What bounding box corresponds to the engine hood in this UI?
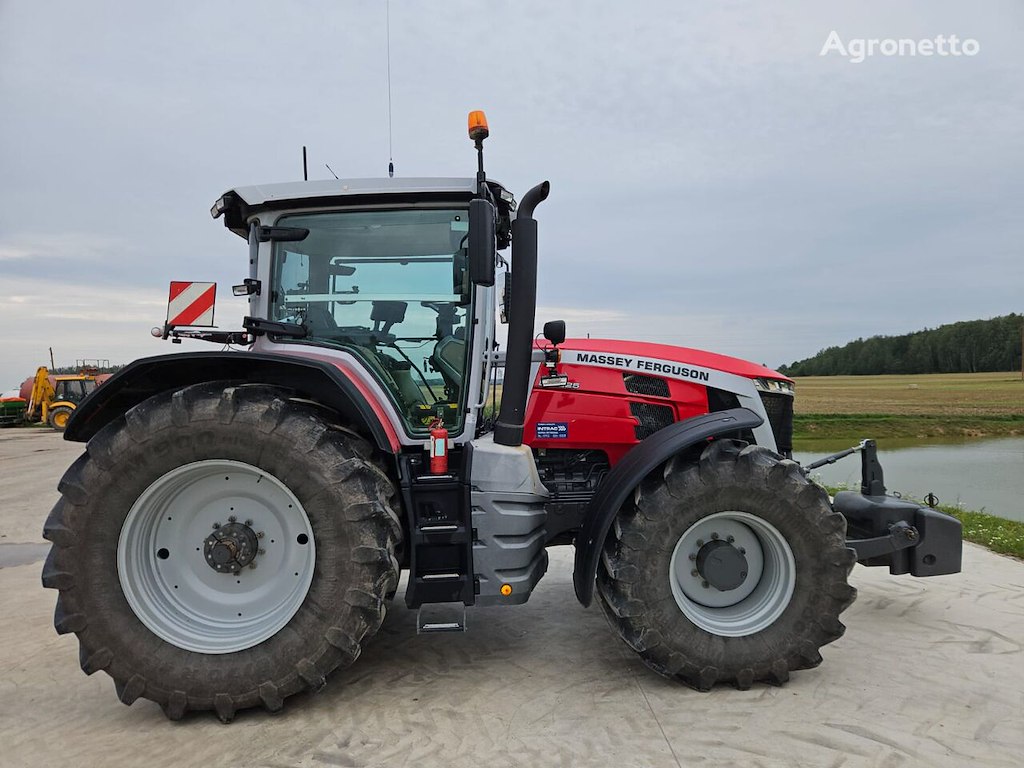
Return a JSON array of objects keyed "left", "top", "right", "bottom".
[{"left": 548, "top": 338, "right": 790, "bottom": 382}]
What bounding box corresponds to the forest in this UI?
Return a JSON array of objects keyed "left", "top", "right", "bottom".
[{"left": 778, "top": 313, "right": 1024, "bottom": 376}]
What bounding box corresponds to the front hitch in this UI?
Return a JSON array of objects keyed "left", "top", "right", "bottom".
[{"left": 806, "top": 440, "right": 963, "bottom": 577}]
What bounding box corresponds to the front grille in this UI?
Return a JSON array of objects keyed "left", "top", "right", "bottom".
[
  {"left": 630, "top": 401, "right": 675, "bottom": 440},
  {"left": 759, "top": 392, "right": 794, "bottom": 457},
  {"left": 623, "top": 373, "right": 670, "bottom": 398}
]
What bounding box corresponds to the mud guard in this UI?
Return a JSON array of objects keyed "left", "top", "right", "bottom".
[
  {"left": 63, "top": 351, "right": 397, "bottom": 453},
  {"left": 573, "top": 407, "right": 764, "bottom": 606}
]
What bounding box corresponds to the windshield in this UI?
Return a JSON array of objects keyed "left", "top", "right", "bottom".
[
  {"left": 270, "top": 208, "right": 472, "bottom": 436},
  {"left": 55, "top": 378, "right": 96, "bottom": 404}
]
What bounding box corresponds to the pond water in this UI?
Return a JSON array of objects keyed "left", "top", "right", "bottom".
[{"left": 793, "top": 436, "right": 1024, "bottom": 522}]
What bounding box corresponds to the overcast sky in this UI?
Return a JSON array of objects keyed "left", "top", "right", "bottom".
[{"left": 2, "top": 0, "right": 1022, "bottom": 384}]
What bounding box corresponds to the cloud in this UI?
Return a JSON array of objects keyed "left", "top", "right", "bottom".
[
  {"left": 0, "top": 246, "right": 33, "bottom": 261},
  {"left": 0, "top": 0, "right": 1021, "bottom": 382},
  {"left": 535, "top": 306, "right": 629, "bottom": 324},
  {"left": 0, "top": 274, "right": 249, "bottom": 380}
]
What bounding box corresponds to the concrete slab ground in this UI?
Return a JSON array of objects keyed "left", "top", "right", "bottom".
[{"left": 1, "top": 430, "right": 1021, "bottom": 768}]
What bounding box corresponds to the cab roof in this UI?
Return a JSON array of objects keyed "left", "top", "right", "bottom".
[{"left": 214, "top": 177, "right": 485, "bottom": 238}]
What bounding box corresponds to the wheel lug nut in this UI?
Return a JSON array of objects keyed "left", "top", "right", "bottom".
[
  {"left": 739, "top": 547, "right": 746, "bottom": 555},
  {"left": 691, "top": 569, "right": 699, "bottom": 577},
  {"left": 688, "top": 553, "right": 696, "bottom": 561},
  {"left": 249, "top": 562, "right": 257, "bottom": 570},
  {"left": 701, "top": 580, "right": 709, "bottom": 588},
  {"left": 228, "top": 515, "right": 237, "bottom": 523},
  {"left": 244, "top": 519, "right": 253, "bottom": 527},
  {"left": 212, "top": 522, "right": 220, "bottom": 529},
  {"left": 696, "top": 539, "right": 704, "bottom": 547},
  {"left": 726, "top": 535, "right": 735, "bottom": 543},
  {"left": 257, "top": 531, "right": 265, "bottom": 539},
  {"left": 711, "top": 532, "right": 719, "bottom": 540},
  {"left": 258, "top": 549, "right": 266, "bottom": 556}
]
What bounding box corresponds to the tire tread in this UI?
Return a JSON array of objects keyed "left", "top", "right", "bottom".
[
  {"left": 41, "top": 383, "right": 402, "bottom": 720},
  {"left": 597, "top": 438, "right": 856, "bottom": 690}
]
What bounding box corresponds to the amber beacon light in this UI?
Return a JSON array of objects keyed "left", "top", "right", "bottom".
[{"left": 468, "top": 110, "right": 489, "bottom": 141}]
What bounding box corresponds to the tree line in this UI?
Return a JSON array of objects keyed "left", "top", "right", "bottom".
[
  {"left": 49, "top": 364, "right": 124, "bottom": 375},
  {"left": 778, "top": 314, "right": 1024, "bottom": 376}
]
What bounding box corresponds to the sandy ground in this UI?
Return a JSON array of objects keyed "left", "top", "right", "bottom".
[{"left": 1, "top": 430, "right": 1022, "bottom": 768}]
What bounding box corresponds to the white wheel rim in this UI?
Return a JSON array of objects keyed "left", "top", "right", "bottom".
[
  {"left": 117, "top": 460, "right": 316, "bottom": 654},
  {"left": 669, "top": 511, "right": 796, "bottom": 637}
]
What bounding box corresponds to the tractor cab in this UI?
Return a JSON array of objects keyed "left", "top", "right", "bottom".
[
  {"left": 212, "top": 177, "right": 515, "bottom": 442},
  {"left": 52, "top": 376, "right": 97, "bottom": 405}
]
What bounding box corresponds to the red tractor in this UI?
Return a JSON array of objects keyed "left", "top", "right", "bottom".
[{"left": 44, "top": 112, "right": 961, "bottom": 721}]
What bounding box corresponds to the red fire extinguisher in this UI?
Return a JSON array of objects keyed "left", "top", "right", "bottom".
[{"left": 429, "top": 418, "right": 448, "bottom": 475}]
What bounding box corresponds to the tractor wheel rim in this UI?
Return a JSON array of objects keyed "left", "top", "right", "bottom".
[
  {"left": 53, "top": 411, "right": 69, "bottom": 428},
  {"left": 669, "top": 511, "right": 796, "bottom": 637},
  {"left": 117, "top": 460, "right": 316, "bottom": 654}
]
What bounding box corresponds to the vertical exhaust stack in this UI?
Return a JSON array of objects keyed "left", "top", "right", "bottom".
[{"left": 494, "top": 180, "right": 550, "bottom": 447}]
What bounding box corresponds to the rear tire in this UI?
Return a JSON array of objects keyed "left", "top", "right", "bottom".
[
  {"left": 597, "top": 439, "right": 856, "bottom": 690},
  {"left": 48, "top": 405, "right": 73, "bottom": 431},
  {"left": 42, "top": 383, "right": 402, "bottom": 721}
]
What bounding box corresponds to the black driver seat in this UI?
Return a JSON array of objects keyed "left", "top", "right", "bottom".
[{"left": 432, "top": 331, "right": 466, "bottom": 397}]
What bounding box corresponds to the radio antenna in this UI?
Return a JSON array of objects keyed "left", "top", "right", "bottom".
[
  {"left": 325, "top": 163, "right": 339, "bottom": 180},
  {"left": 386, "top": 0, "right": 394, "bottom": 177}
]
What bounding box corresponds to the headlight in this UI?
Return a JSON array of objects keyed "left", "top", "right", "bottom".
[{"left": 754, "top": 378, "right": 794, "bottom": 395}]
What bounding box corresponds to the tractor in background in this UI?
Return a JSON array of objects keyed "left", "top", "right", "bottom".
[{"left": 12, "top": 363, "right": 107, "bottom": 430}]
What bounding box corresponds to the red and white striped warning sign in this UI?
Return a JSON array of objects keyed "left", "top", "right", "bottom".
[{"left": 166, "top": 281, "right": 216, "bottom": 326}]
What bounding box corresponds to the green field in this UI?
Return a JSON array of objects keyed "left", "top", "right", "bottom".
[{"left": 792, "top": 372, "right": 1024, "bottom": 440}]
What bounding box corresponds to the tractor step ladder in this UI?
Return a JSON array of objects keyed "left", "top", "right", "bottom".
[
  {"left": 416, "top": 601, "right": 467, "bottom": 633},
  {"left": 401, "top": 465, "right": 477, "bottom": 613}
]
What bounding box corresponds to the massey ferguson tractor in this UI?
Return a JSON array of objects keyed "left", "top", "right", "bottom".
[{"left": 43, "top": 112, "right": 962, "bottom": 722}]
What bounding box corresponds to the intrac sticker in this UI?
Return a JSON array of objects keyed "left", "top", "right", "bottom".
[{"left": 536, "top": 422, "right": 569, "bottom": 439}]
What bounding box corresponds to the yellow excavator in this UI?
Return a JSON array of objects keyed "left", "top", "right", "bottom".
[{"left": 23, "top": 366, "right": 102, "bottom": 431}]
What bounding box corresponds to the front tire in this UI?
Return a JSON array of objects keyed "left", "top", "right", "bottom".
[
  {"left": 48, "top": 405, "right": 73, "bottom": 431},
  {"left": 42, "top": 384, "right": 402, "bottom": 721},
  {"left": 597, "top": 439, "right": 857, "bottom": 690}
]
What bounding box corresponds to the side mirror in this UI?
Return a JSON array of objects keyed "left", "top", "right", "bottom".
[
  {"left": 543, "top": 320, "right": 566, "bottom": 346},
  {"left": 468, "top": 198, "right": 496, "bottom": 286}
]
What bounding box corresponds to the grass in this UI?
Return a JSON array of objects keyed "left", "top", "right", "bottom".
[
  {"left": 823, "top": 484, "right": 1024, "bottom": 560},
  {"left": 794, "top": 413, "right": 1024, "bottom": 441},
  {"left": 952, "top": 508, "right": 1024, "bottom": 560},
  {"left": 792, "top": 372, "right": 1024, "bottom": 440}
]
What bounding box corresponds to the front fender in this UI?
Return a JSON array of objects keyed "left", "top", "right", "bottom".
[
  {"left": 64, "top": 351, "right": 398, "bottom": 453},
  {"left": 573, "top": 407, "right": 764, "bottom": 606}
]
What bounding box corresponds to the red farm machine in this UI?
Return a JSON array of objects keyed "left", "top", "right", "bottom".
[{"left": 43, "top": 112, "right": 962, "bottom": 721}]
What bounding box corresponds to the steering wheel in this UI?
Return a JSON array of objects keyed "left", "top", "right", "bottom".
[{"left": 420, "top": 301, "right": 455, "bottom": 312}]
